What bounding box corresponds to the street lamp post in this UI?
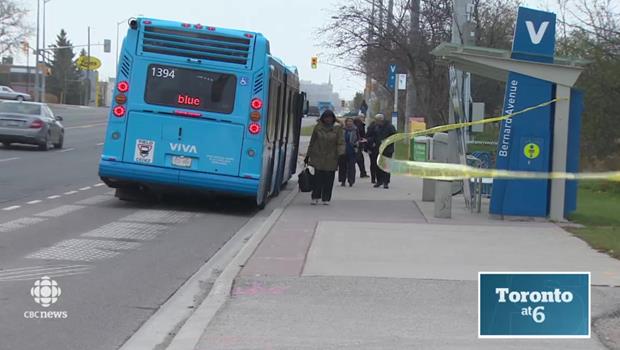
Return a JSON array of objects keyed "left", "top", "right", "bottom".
[
  {"left": 35, "top": 0, "right": 40, "bottom": 102},
  {"left": 41, "top": 0, "right": 52, "bottom": 103}
]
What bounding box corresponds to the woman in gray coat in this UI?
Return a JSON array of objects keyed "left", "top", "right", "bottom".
[{"left": 305, "top": 110, "right": 345, "bottom": 205}]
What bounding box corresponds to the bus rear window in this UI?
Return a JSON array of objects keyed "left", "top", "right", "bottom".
[{"left": 144, "top": 64, "right": 236, "bottom": 114}]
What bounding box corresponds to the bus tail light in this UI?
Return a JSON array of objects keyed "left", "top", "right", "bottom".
[
  {"left": 113, "top": 105, "right": 126, "bottom": 117},
  {"left": 250, "top": 112, "right": 261, "bottom": 122},
  {"left": 117, "top": 81, "right": 129, "bottom": 93},
  {"left": 248, "top": 123, "right": 261, "bottom": 135},
  {"left": 30, "top": 119, "right": 44, "bottom": 128},
  {"left": 251, "top": 98, "right": 263, "bottom": 110}
]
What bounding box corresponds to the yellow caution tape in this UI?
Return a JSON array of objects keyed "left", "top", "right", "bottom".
[{"left": 377, "top": 98, "right": 620, "bottom": 182}]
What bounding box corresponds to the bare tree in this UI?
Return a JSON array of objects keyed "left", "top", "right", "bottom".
[
  {"left": 556, "top": 0, "right": 620, "bottom": 164},
  {"left": 319, "top": 0, "right": 452, "bottom": 128},
  {"left": 0, "top": 0, "right": 32, "bottom": 56}
]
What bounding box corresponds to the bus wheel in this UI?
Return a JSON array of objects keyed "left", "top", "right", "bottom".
[{"left": 256, "top": 187, "right": 268, "bottom": 210}]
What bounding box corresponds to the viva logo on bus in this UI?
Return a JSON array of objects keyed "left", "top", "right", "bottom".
[{"left": 170, "top": 143, "right": 198, "bottom": 154}]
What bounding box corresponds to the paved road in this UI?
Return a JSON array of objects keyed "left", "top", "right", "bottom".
[{"left": 0, "top": 105, "right": 288, "bottom": 350}]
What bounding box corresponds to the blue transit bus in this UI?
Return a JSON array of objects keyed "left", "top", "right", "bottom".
[{"left": 99, "top": 18, "right": 305, "bottom": 207}]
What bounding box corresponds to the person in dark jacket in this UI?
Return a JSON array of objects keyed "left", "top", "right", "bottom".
[
  {"left": 305, "top": 110, "right": 345, "bottom": 205},
  {"left": 338, "top": 117, "right": 359, "bottom": 187},
  {"left": 367, "top": 114, "right": 396, "bottom": 189},
  {"left": 353, "top": 116, "right": 369, "bottom": 178},
  {"left": 366, "top": 119, "right": 378, "bottom": 183}
]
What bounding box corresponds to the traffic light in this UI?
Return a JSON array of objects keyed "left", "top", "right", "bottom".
[
  {"left": 103, "top": 39, "right": 111, "bottom": 53},
  {"left": 311, "top": 56, "right": 318, "bottom": 69},
  {"left": 341, "top": 100, "right": 346, "bottom": 108}
]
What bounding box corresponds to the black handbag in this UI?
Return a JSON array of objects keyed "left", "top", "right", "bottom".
[{"left": 297, "top": 166, "right": 314, "bottom": 192}]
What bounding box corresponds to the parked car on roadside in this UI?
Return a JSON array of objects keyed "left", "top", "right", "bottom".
[
  {"left": 0, "top": 101, "right": 64, "bottom": 150},
  {"left": 0, "top": 86, "right": 32, "bottom": 101}
]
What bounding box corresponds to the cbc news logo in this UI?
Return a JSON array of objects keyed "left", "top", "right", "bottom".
[
  {"left": 31, "top": 276, "right": 61, "bottom": 307},
  {"left": 24, "top": 276, "right": 68, "bottom": 319}
]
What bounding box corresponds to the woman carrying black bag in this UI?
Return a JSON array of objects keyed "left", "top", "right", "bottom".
[{"left": 304, "top": 110, "right": 345, "bottom": 205}]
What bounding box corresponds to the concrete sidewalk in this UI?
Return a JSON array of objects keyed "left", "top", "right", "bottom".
[{"left": 186, "top": 173, "right": 620, "bottom": 349}]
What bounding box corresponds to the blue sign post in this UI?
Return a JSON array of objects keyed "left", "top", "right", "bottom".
[
  {"left": 388, "top": 64, "right": 397, "bottom": 90},
  {"left": 490, "top": 8, "right": 558, "bottom": 218}
]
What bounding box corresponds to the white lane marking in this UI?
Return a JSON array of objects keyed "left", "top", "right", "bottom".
[
  {"left": 79, "top": 186, "right": 92, "bottom": 191},
  {"left": 65, "top": 122, "right": 107, "bottom": 130},
  {"left": 75, "top": 195, "right": 113, "bottom": 205},
  {"left": 0, "top": 265, "right": 91, "bottom": 281},
  {"left": 0, "top": 217, "right": 47, "bottom": 233},
  {"left": 94, "top": 183, "right": 105, "bottom": 187},
  {"left": 2, "top": 206, "right": 21, "bottom": 211},
  {"left": 96, "top": 142, "right": 104, "bottom": 146},
  {"left": 64, "top": 191, "right": 79, "bottom": 195},
  {"left": 26, "top": 239, "right": 141, "bottom": 262},
  {"left": 82, "top": 222, "right": 168, "bottom": 241},
  {"left": 27, "top": 200, "right": 43, "bottom": 205},
  {"left": 0, "top": 157, "right": 20, "bottom": 163},
  {"left": 47, "top": 195, "right": 61, "bottom": 199},
  {"left": 0, "top": 270, "right": 89, "bottom": 281},
  {"left": 59, "top": 148, "right": 75, "bottom": 153},
  {"left": 35, "top": 205, "right": 84, "bottom": 218},
  {"left": 120, "top": 209, "right": 195, "bottom": 224}
]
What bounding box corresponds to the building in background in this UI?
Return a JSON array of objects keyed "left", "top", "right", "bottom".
[
  {"left": 300, "top": 76, "right": 342, "bottom": 114},
  {"left": 0, "top": 64, "right": 39, "bottom": 97},
  {"left": 0, "top": 63, "right": 104, "bottom": 106}
]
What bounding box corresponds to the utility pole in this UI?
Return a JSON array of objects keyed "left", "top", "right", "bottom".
[
  {"left": 405, "top": 0, "right": 420, "bottom": 125},
  {"left": 41, "top": 0, "right": 51, "bottom": 103},
  {"left": 87, "top": 26, "right": 91, "bottom": 106},
  {"left": 35, "top": 0, "right": 40, "bottom": 102},
  {"left": 364, "top": 0, "right": 376, "bottom": 107}
]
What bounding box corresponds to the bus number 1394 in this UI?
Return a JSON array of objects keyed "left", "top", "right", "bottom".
[{"left": 151, "top": 67, "right": 176, "bottom": 79}]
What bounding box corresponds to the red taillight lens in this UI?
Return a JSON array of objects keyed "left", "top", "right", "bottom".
[
  {"left": 194, "top": 24, "right": 203, "bottom": 29},
  {"left": 249, "top": 122, "right": 261, "bottom": 135},
  {"left": 115, "top": 94, "right": 127, "bottom": 105},
  {"left": 251, "top": 98, "right": 263, "bottom": 110},
  {"left": 182, "top": 23, "right": 191, "bottom": 28},
  {"left": 143, "top": 20, "right": 152, "bottom": 25},
  {"left": 245, "top": 33, "right": 254, "bottom": 38},
  {"left": 117, "top": 81, "right": 129, "bottom": 93},
  {"left": 113, "top": 105, "right": 126, "bottom": 117},
  {"left": 30, "top": 119, "right": 44, "bottom": 128},
  {"left": 207, "top": 26, "right": 216, "bottom": 31}
]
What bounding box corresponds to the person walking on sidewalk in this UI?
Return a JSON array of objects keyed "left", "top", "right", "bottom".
[
  {"left": 367, "top": 114, "right": 396, "bottom": 189},
  {"left": 366, "top": 117, "right": 378, "bottom": 184},
  {"left": 338, "top": 117, "right": 359, "bottom": 187},
  {"left": 305, "top": 110, "right": 345, "bottom": 205},
  {"left": 353, "top": 115, "right": 369, "bottom": 178}
]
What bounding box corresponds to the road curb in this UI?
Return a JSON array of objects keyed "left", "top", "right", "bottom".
[
  {"left": 118, "top": 188, "right": 298, "bottom": 350},
  {"left": 164, "top": 188, "right": 298, "bottom": 350}
]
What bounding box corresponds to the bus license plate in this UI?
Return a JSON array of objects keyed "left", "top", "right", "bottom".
[{"left": 172, "top": 156, "right": 192, "bottom": 168}]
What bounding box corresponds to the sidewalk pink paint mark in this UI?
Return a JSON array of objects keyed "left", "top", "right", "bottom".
[{"left": 231, "top": 282, "right": 289, "bottom": 296}]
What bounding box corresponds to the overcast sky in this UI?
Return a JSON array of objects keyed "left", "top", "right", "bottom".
[{"left": 14, "top": 0, "right": 566, "bottom": 100}]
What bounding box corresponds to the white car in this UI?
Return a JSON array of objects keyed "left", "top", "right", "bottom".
[{"left": 0, "top": 86, "right": 32, "bottom": 101}]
